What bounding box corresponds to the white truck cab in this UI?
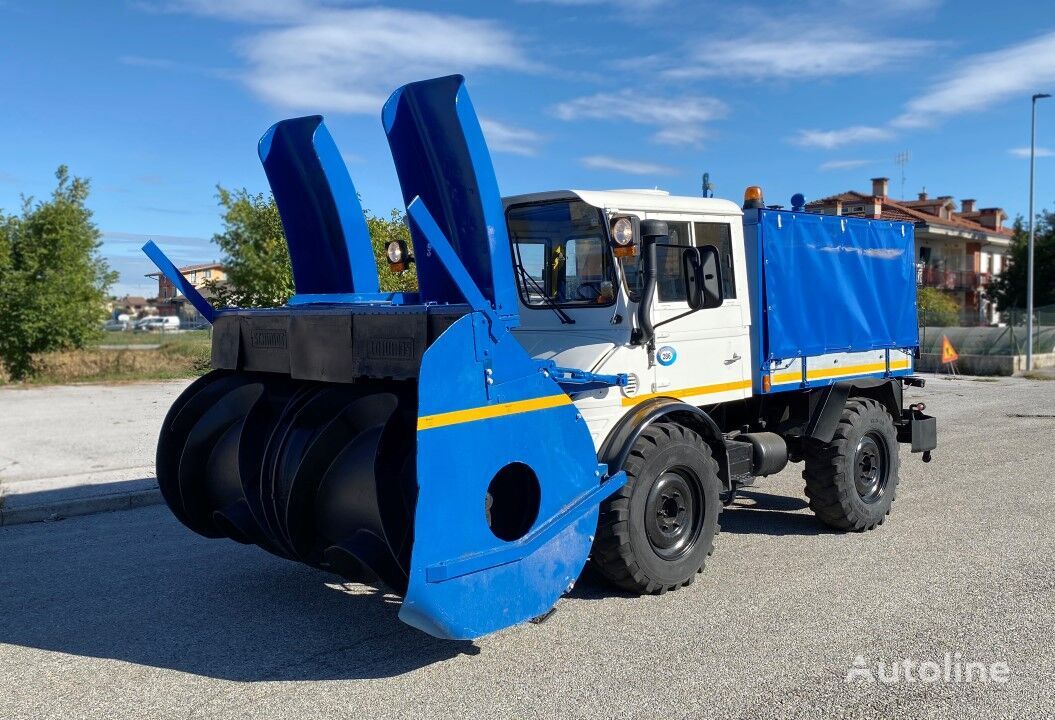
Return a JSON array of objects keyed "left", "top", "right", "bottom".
[{"left": 504, "top": 189, "right": 751, "bottom": 449}]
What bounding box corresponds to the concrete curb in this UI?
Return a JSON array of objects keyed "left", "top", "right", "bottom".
[{"left": 0, "top": 481, "right": 163, "bottom": 527}]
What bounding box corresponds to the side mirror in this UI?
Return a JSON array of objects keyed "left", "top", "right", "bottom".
[{"left": 683, "top": 245, "right": 724, "bottom": 310}]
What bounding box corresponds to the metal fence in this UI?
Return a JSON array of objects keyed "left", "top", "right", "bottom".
[{"left": 920, "top": 303, "right": 1055, "bottom": 356}]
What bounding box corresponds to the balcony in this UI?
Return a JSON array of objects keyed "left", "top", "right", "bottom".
[{"left": 917, "top": 266, "right": 992, "bottom": 290}]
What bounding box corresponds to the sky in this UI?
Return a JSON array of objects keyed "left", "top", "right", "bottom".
[{"left": 2, "top": 0, "right": 1055, "bottom": 296}]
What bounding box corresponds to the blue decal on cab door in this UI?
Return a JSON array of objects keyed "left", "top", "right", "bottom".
[{"left": 657, "top": 346, "right": 677, "bottom": 366}]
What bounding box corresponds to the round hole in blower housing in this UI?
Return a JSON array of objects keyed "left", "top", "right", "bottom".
[{"left": 485, "top": 462, "right": 541, "bottom": 542}]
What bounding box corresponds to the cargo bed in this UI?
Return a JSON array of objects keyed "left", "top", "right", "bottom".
[{"left": 743, "top": 208, "right": 919, "bottom": 393}]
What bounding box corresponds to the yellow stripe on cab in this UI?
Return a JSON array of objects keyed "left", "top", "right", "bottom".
[{"left": 622, "top": 378, "right": 752, "bottom": 407}]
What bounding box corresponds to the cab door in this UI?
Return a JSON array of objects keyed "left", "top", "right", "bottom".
[{"left": 647, "top": 216, "right": 751, "bottom": 406}]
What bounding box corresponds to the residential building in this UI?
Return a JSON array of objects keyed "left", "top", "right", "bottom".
[
  {"left": 807, "top": 178, "right": 1013, "bottom": 325},
  {"left": 109, "top": 295, "right": 151, "bottom": 317},
  {"left": 146, "top": 261, "right": 227, "bottom": 320}
]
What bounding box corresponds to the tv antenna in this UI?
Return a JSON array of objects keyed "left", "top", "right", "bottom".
[{"left": 894, "top": 151, "right": 910, "bottom": 199}]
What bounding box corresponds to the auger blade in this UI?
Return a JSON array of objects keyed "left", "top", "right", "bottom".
[
  {"left": 282, "top": 392, "right": 399, "bottom": 564},
  {"left": 157, "top": 372, "right": 250, "bottom": 529},
  {"left": 316, "top": 422, "right": 408, "bottom": 591},
  {"left": 258, "top": 385, "right": 319, "bottom": 557},
  {"left": 234, "top": 378, "right": 297, "bottom": 558},
  {"left": 176, "top": 381, "right": 264, "bottom": 537}
]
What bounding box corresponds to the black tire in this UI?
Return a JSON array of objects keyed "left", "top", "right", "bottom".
[
  {"left": 802, "top": 397, "right": 900, "bottom": 531},
  {"left": 593, "top": 422, "right": 722, "bottom": 593}
]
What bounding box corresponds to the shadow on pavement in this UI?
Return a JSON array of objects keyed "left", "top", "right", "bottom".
[
  {"left": 720, "top": 490, "right": 830, "bottom": 536},
  {"left": 0, "top": 506, "right": 476, "bottom": 681},
  {"left": 566, "top": 489, "right": 825, "bottom": 603},
  {"left": 0, "top": 490, "right": 825, "bottom": 679}
]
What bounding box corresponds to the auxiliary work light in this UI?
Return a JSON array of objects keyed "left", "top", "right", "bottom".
[{"left": 386, "top": 240, "right": 412, "bottom": 272}]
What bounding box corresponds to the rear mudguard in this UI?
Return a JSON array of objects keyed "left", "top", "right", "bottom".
[{"left": 402, "top": 312, "right": 625, "bottom": 639}]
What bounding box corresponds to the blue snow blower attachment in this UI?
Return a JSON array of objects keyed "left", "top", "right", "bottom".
[{"left": 147, "top": 75, "right": 624, "bottom": 640}]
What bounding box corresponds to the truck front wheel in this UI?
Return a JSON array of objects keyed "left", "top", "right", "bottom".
[
  {"left": 801, "top": 398, "right": 900, "bottom": 531},
  {"left": 593, "top": 422, "right": 721, "bottom": 593}
]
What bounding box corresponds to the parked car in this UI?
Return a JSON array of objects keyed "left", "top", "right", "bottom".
[
  {"left": 135, "top": 316, "right": 180, "bottom": 332},
  {"left": 103, "top": 318, "right": 134, "bottom": 331}
]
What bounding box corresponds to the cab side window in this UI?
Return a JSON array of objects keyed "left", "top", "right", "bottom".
[
  {"left": 656, "top": 221, "right": 692, "bottom": 302},
  {"left": 693, "top": 222, "right": 737, "bottom": 299}
]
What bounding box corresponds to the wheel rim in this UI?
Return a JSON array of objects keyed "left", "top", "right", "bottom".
[
  {"left": 644, "top": 468, "right": 703, "bottom": 560},
  {"left": 854, "top": 432, "right": 889, "bottom": 504}
]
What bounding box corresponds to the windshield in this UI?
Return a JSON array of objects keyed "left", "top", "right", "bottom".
[{"left": 507, "top": 200, "right": 616, "bottom": 307}]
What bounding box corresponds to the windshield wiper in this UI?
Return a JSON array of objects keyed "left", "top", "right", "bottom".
[{"left": 515, "top": 263, "right": 575, "bottom": 324}]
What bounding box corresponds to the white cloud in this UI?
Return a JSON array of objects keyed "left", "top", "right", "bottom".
[
  {"left": 480, "top": 119, "right": 543, "bottom": 156},
  {"left": 553, "top": 90, "right": 726, "bottom": 146},
  {"left": 1009, "top": 146, "right": 1054, "bottom": 158},
  {"left": 666, "top": 26, "right": 933, "bottom": 80},
  {"left": 794, "top": 32, "right": 1055, "bottom": 153},
  {"left": 153, "top": 3, "right": 534, "bottom": 114},
  {"left": 819, "top": 159, "right": 872, "bottom": 171},
  {"left": 580, "top": 155, "right": 675, "bottom": 175},
  {"left": 894, "top": 32, "right": 1055, "bottom": 128},
  {"left": 792, "top": 126, "right": 893, "bottom": 149},
  {"left": 241, "top": 8, "right": 534, "bottom": 114}
]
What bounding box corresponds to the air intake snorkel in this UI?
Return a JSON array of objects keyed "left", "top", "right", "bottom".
[{"left": 633, "top": 219, "right": 668, "bottom": 348}]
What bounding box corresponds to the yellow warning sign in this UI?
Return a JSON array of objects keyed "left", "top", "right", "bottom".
[{"left": 941, "top": 335, "right": 959, "bottom": 364}]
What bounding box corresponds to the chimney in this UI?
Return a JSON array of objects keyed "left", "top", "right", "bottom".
[
  {"left": 871, "top": 177, "right": 889, "bottom": 198},
  {"left": 961, "top": 198, "right": 976, "bottom": 213},
  {"left": 918, "top": 191, "right": 928, "bottom": 201},
  {"left": 978, "top": 208, "right": 1005, "bottom": 231}
]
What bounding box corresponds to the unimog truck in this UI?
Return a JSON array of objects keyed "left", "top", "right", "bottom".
[{"left": 145, "top": 74, "right": 937, "bottom": 640}]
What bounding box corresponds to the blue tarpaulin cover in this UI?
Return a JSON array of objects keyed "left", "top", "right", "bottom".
[{"left": 757, "top": 209, "right": 919, "bottom": 360}]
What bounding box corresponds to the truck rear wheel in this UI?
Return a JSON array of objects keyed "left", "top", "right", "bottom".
[
  {"left": 802, "top": 398, "right": 899, "bottom": 531},
  {"left": 593, "top": 422, "right": 721, "bottom": 593}
]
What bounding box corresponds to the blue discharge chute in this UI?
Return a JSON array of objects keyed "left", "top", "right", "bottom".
[
  {"left": 383, "top": 75, "right": 520, "bottom": 326},
  {"left": 757, "top": 210, "right": 919, "bottom": 360},
  {"left": 258, "top": 115, "right": 380, "bottom": 296}
]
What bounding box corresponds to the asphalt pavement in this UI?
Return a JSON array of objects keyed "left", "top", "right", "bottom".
[
  {"left": 0, "top": 380, "right": 189, "bottom": 488},
  {"left": 0, "top": 374, "right": 1052, "bottom": 719}
]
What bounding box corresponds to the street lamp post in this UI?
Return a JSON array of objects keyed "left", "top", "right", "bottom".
[{"left": 1028, "top": 93, "right": 1050, "bottom": 372}]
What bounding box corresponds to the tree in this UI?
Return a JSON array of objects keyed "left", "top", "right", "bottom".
[
  {"left": 917, "top": 286, "right": 959, "bottom": 327},
  {"left": 0, "top": 167, "right": 116, "bottom": 380},
  {"left": 206, "top": 187, "right": 294, "bottom": 308},
  {"left": 207, "top": 187, "right": 418, "bottom": 307},
  {"left": 990, "top": 212, "right": 1055, "bottom": 313}
]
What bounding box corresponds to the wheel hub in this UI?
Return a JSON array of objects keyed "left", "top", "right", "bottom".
[
  {"left": 644, "top": 470, "right": 702, "bottom": 559},
  {"left": 854, "top": 432, "right": 889, "bottom": 504}
]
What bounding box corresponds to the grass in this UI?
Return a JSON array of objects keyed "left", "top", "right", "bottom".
[
  {"left": 92, "top": 329, "right": 211, "bottom": 347},
  {"left": 1, "top": 330, "right": 212, "bottom": 386}
]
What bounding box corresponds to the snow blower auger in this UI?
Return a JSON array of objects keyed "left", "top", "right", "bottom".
[{"left": 144, "top": 75, "right": 627, "bottom": 640}]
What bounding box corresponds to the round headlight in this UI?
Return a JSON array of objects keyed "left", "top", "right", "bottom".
[
  {"left": 386, "top": 240, "right": 407, "bottom": 264},
  {"left": 611, "top": 217, "right": 634, "bottom": 246}
]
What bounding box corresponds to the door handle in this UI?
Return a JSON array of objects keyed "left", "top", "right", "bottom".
[{"left": 724, "top": 353, "right": 742, "bottom": 365}]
